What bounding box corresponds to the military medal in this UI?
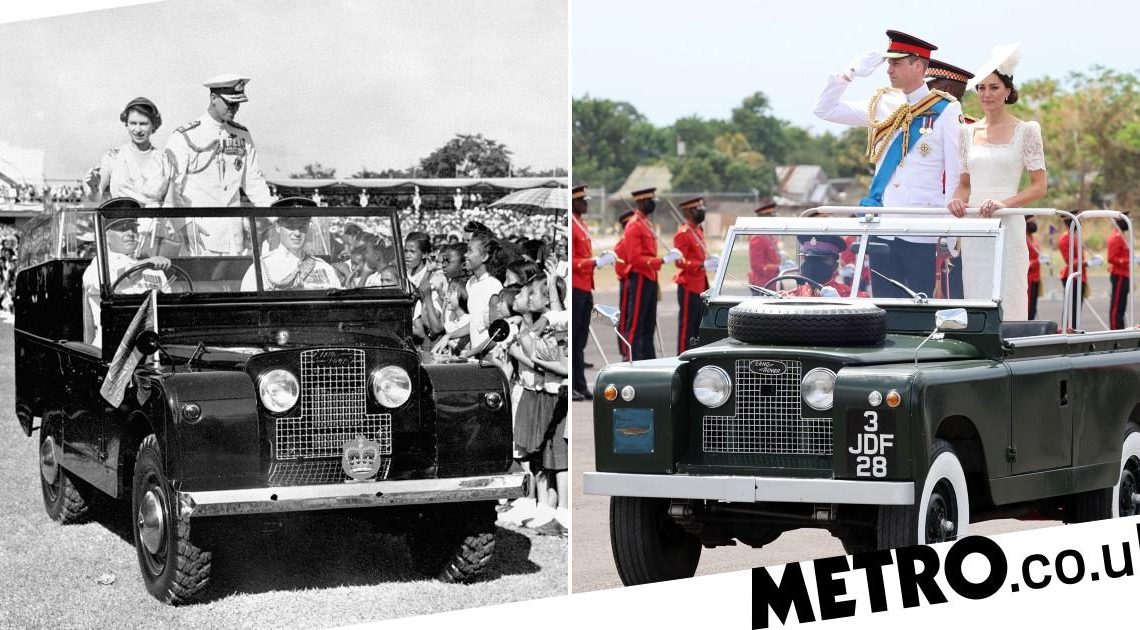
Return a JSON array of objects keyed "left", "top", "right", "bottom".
[{"left": 919, "top": 141, "right": 931, "bottom": 156}]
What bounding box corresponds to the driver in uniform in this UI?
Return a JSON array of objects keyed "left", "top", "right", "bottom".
[
  {"left": 82, "top": 217, "right": 171, "bottom": 346},
  {"left": 781, "top": 235, "right": 867, "bottom": 298},
  {"left": 241, "top": 216, "right": 342, "bottom": 290}
]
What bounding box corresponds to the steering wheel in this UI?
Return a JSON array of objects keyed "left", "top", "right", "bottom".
[
  {"left": 764, "top": 274, "right": 824, "bottom": 291},
  {"left": 109, "top": 262, "right": 194, "bottom": 293}
]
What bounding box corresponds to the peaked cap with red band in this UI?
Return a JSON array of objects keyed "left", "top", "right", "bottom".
[
  {"left": 925, "top": 59, "right": 974, "bottom": 85},
  {"left": 883, "top": 30, "right": 938, "bottom": 59}
]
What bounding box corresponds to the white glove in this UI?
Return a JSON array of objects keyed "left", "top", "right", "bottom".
[
  {"left": 703, "top": 256, "right": 719, "bottom": 272},
  {"left": 662, "top": 248, "right": 683, "bottom": 264},
  {"left": 594, "top": 251, "right": 617, "bottom": 267},
  {"left": 820, "top": 286, "right": 841, "bottom": 298},
  {"left": 1088, "top": 254, "right": 1105, "bottom": 268},
  {"left": 846, "top": 50, "right": 884, "bottom": 80}
]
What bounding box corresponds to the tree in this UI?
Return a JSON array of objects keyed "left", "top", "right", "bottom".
[
  {"left": 419, "top": 133, "right": 512, "bottom": 178},
  {"left": 573, "top": 96, "right": 670, "bottom": 190},
  {"left": 731, "top": 92, "right": 794, "bottom": 165},
  {"left": 291, "top": 162, "right": 336, "bottom": 178}
]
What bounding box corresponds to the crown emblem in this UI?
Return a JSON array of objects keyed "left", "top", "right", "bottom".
[{"left": 341, "top": 434, "right": 381, "bottom": 481}]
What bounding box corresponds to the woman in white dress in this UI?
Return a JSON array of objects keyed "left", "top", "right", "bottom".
[
  {"left": 95, "top": 97, "right": 174, "bottom": 207},
  {"left": 947, "top": 43, "right": 1047, "bottom": 321}
]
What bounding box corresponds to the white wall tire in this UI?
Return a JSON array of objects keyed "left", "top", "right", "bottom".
[
  {"left": 1112, "top": 429, "right": 1140, "bottom": 518},
  {"left": 878, "top": 439, "right": 969, "bottom": 548}
]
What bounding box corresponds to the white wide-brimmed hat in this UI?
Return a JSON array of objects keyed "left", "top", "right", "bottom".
[{"left": 968, "top": 42, "right": 1022, "bottom": 89}]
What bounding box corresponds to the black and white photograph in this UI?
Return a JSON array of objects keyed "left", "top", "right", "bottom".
[{"left": 0, "top": 1, "right": 568, "bottom": 627}]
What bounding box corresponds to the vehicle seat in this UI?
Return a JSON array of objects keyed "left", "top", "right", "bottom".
[{"left": 1001, "top": 320, "right": 1058, "bottom": 338}]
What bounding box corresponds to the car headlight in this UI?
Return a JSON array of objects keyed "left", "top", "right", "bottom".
[
  {"left": 802, "top": 368, "right": 836, "bottom": 411},
  {"left": 258, "top": 369, "right": 299, "bottom": 413},
  {"left": 371, "top": 365, "right": 412, "bottom": 408},
  {"left": 693, "top": 366, "right": 732, "bottom": 408}
]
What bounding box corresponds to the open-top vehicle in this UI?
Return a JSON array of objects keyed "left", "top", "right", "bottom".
[
  {"left": 15, "top": 199, "right": 526, "bottom": 603},
  {"left": 584, "top": 207, "right": 1140, "bottom": 585}
]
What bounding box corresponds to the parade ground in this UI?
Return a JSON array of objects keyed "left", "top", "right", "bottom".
[
  {"left": 0, "top": 322, "right": 565, "bottom": 628},
  {"left": 572, "top": 277, "right": 1118, "bottom": 592}
]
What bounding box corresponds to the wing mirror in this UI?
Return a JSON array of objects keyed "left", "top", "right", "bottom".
[{"left": 915, "top": 308, "right": 968, "bottom": 365}]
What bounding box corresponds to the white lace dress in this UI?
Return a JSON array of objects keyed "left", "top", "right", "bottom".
[{"left": 959, "top": 120, "right": 1047, "bottom": 320}]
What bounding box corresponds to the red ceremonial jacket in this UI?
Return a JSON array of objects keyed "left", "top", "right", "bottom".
[
  {"left": 1108, "top": 229, "right": 1131, "bottom": 278},
  {"left": 673, "top": 222, "right": 708, "bottom": 294},
  {"left": 1058, "top": 231, "right": 1088, "bottom": 283},
  {"left": 571, "top": 214, "right": 595, "bottom": 291},
  {"left": 623, "top": 211, "right": 662, "bottom": 281},
  {"left": 1027, "top": 234, "right": 1040, "bottom": 283},
  {"left": 749, "top": 234, "right": 780, "bottom": 288}
]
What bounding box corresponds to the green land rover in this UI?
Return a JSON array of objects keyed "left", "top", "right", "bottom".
[{"left": 584, "top": 208, "right": 1140, "bottom": 585}]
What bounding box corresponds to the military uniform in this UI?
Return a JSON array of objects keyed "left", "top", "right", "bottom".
[
  {"left": 814, "top": 31, "right": 962, "bottom": 299},
  {"left": 622, "top": 188, "right": 664, "bottom": 360},
  {"left": 748, "top": 200, "right": 780, "bottom": 291},
  {"left": 571, "top": 186, "right": 596, "bottom": 397},
  {"left": 673, "top": 197, "right": 708, "bottom": 353},
  {"left": 613, "top": 208, "right": 635, "bottom": 360},
  {"left": 165, "top": 74, "right": 274, "bottom": 254}
]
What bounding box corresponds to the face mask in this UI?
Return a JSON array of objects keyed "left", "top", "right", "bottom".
[
  {"left": 692, "top": 209, "right": 706, "bottom": 224},
  {"left": 801, "top": 257, "right": 835, "bottom": 284},
  {"left": 642, "top": 200, "right": 656, "bottom": 214}
]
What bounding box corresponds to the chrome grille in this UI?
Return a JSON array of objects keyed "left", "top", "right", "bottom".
[
  {"left": 703, "top": 359, "right": 832, "bottom": 455},
  {"left": 274, "top": 349, "right": 393, "bottom": 460}
]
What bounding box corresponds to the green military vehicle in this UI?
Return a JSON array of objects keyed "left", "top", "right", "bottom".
[{"left": 584, "top": 209, "right": 1140, "bottom": 585}]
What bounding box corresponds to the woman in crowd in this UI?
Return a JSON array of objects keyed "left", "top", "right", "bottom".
[
  {"left": 94, "top": 97, "right": 174, "bottom": 207},
  {"left": 947, "top": 43, "right": 1047, "bottom": 320}
]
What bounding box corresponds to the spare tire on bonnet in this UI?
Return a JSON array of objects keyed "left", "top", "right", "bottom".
[{"left": 727, "top": 300, "right": 887, "bottom": 346}]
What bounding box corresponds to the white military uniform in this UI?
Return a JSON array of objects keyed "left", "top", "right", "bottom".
[{"left": 814, "top": 77, "right": 962, "bottom": 211}]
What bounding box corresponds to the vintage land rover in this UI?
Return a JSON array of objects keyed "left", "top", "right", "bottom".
[
  {"left": 14, "top": 199, "right": 526, "bottom": 603},
  {"left": 584, "top": 207, "right": 1140, "bottom": 585}
]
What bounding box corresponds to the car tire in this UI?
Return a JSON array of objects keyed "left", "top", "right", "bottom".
[
  {"left": 1112, "top": 427, "right": 1140, "bottom": 518},
  {"left": 132, "top": 434, "right": 212, "bottom": 604},
  {"left": 39, "top": 425, "right": 91, "bottom": 524},
  {"left": 727, "top": 300, "right": 886, "bottom": 346},
  {"left": 407, "top": 502, "right": 497, "bottom": 583},
  {"left": 877, "top": 439, "right": 969, "bottom": 549},
  {"left": 610, "top": 496, "right": 701, "bottom": 585}
]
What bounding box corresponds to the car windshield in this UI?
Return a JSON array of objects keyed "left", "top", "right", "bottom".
[
  {"left": 97, "top": 210, "right": 406, "bottom": 295},
  {"left": 714, "top": 216, "right": 1002, "bottom": 305}
]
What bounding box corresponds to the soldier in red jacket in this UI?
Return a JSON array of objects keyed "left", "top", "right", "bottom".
[
  {"left": 674, "top": 197, "right": 715, "bottom": 353},
  {"left": 1107, "top": 214, "right": 1131, "bottom": 329},
  {"left": 622, "top": 187, "right": 680, "bottom": 360},
  {"left": 613, "top": 208, "right": 635, "bottom": 360},
  {"left": 571, "top": 185, "right": 615, "bottom": 399},
  {"left": 1026, "top": 217, "right": 1041, "bottom": 320},
  {"left": 749, "top": 199, "right": 781, "bottom": 291}
]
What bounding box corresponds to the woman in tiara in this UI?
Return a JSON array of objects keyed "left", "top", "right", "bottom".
[{"left": 947, "top": 42, "right": 1047, "bottom": 320}]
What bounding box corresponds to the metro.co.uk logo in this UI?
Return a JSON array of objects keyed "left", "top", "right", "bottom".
[{"left": 752, "top": 523, "right": 1140, "bottom": 628}]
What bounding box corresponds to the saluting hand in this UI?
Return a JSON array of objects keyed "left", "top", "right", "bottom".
[{"left": 846, "top": 51, "right": 884, "bottom": 80}]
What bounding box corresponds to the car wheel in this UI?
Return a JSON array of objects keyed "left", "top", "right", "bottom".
[
  {"left": 407, "top": 502, "right": 497, "bottom": 583},
  {"left": 610, "top": 496, "right": 701, "bottom": 585},
  {"left": 727, "top": 300, "right": 886, "bottom": 346},
  {"left": 877, "top": 439, "right": 969, "bottom": 548},
  {"left": 132, "top": 434, "right": 212, "bottom": 604},
  {"left": 39, "top": 426, "right": 91, "bottom": 524},
  {"left": 1113, "top": 428, "right": 1140, "bottom": 518}
]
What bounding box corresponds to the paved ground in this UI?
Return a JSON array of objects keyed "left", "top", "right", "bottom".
[
  {"left": 571, "top": 278, "right": 1116, "bottom": 593},
  {"left": 0, "top": 322, "right": 565, "bottom": 627}
]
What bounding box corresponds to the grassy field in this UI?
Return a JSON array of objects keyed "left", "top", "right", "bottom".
[{"left": 0, "top": 323, "right": 565, "bottom": 628}]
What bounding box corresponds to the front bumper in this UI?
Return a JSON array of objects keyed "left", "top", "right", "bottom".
[
  {"left": 582, "top": 472, "right": 913, "bottom": 505},
  {"left": 178, "top": 472, "right": 530, "bottom": 517}
]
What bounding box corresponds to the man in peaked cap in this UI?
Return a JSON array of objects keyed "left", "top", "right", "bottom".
[
  {"left": 81, "top": 216, "right": 172, "bottom": 347},
  {"left": 621, "top": 187, "right": 681, "bottom": 360},
  {"left": 673, "top": 196, "right": 713, "bottom": 353},
  {"left": 166, "top": 73, "right": 275, "bottom": 253},
  {"left": 789, "top": 235, "right": 866, "bottom": 298},
  {"left": 813, "top": 30, "right": 963, "bottom": 300},
  {"left": 240, "top": 215, "right": 342, "bottom": 291},
  {"left": 612, "top": 206, "right": 636, "bottom": 360},
  {"left": 571, "top": 185, "right": 614, "bottom": 400},
  {"left": 925, "top": 58, "right": 974, "bottom": 103},
  {"left": 748, "top": 198, "right": 782, "bottom": 292}
]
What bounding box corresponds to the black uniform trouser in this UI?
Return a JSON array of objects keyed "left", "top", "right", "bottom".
[
  {"left": 869, "top": 237, "right": 936, "bottom": 299},
  {"left": 677, "top": 286, "right": 703, "bottom": 354},
  {"left": 571, "top": 288, "right": 593, "bottom": 393},
  {"left": 623, "top": 272, "right": 657, "bottom": 360},
  {"left": 1111, "top": 274, "right": 1130, "bottom": 330},
  {"left": 1028, "top": 279, "right": 1040, "bottom": 320},
  {"left": 620, "top": 277, "right": 629, "bottom": 360}
]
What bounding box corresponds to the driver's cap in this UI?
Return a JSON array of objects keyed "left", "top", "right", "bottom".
[
  {"left": 797, "top": 235, "right": 846, "bottom": 257},
  {"left": 105, "top": 217, "right": 139, "bottom": 232}
]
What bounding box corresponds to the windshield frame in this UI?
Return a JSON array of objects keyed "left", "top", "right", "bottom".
[
  {"left": 94, "top": 205, "right": 410, "bottom": 300},
  {"left": 712, "top": 215, "right": 1005, "bottom": 308}
]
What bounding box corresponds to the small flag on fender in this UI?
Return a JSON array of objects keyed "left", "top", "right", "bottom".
[{"left": 100, "top": 289, "right": 158, "bottom": 407}]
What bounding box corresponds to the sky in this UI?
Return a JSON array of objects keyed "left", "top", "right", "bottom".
[
  {"left": 573, "top": 0, "right": 1140, "bottom": 135},
  {"left": 0, "top": 0, "right": 568, "bottom": 182}
]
